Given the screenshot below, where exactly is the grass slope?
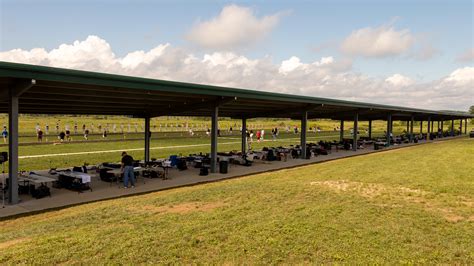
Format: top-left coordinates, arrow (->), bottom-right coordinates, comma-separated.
0,138 -> 473,263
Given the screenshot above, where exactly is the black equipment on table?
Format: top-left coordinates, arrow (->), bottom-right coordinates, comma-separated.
99,168 -> 116,182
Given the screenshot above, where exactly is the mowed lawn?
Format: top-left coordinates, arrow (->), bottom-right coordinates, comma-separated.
0,138 -> 473,263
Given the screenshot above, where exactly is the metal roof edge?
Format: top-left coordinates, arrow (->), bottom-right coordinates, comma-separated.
0,61 -> 472,118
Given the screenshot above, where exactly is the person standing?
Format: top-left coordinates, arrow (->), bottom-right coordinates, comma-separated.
121,152 -> 135,188
272,127 -> 278,141
37,129 -> 43,142
65,125 -> 71,141
2,126 -> 8,143
84,129 -> 89,140
246,130 -> 252,150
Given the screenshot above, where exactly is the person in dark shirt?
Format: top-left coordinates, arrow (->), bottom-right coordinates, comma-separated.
121,152 -> 135,188
37,130 -> 43,142
58,131 -> 65,142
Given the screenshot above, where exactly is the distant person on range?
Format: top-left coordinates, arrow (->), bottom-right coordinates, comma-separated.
65,127 -> 71,141
121,151 -> 135,188
37,129 -> 43,142
58,131 -> 65,142
2,126 -> 8,143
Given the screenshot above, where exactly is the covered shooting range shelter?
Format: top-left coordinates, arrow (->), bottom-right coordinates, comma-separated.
1,62 -> 472,204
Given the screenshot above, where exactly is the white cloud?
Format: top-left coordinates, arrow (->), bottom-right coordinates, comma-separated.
0,35 -> 471,111
340,23 -> 415,57
385,74 -> 415,87
443,67 -> 474,86
456,48 -> 474,62
120,44 -> 170,69
186,5 -> 285,50
279,56 -> 303,74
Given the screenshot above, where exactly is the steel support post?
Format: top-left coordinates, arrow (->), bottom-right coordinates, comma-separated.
353,112 -> 359,151
210,105 -> 219,173
144,117 -> 150,162
300,111 -> 308,159
386,114 -> 392,146
241,117 -> 247,154
8,89 -> 19,204
340,120 -> 344,142
368,120 -> 372,139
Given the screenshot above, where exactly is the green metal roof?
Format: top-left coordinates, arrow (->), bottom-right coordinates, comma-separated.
0,61 -> 472,120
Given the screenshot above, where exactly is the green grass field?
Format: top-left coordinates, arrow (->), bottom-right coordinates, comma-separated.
0,138 -> 472,263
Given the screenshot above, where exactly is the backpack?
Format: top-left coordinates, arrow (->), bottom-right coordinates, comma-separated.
31,184 -> 50,199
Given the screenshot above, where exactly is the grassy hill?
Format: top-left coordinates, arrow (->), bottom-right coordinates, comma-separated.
0,138 -> 473,263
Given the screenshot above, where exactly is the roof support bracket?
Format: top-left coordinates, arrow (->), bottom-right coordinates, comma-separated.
11,79 -> 36,97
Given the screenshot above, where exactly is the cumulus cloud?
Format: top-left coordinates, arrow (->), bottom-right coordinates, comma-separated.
443,67 -> 474,86
385,74 -> 415,87
340,23 -> 415,57
0,35 -> 472,111
456,48 -> 474,62
186,5 -> 285,50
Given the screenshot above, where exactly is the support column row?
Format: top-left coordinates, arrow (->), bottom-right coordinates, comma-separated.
8,88 -> 19,204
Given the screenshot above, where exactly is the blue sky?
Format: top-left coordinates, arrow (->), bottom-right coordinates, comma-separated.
1,0 -> 472,79
0,0 -> 472,110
